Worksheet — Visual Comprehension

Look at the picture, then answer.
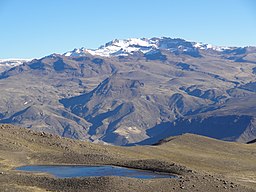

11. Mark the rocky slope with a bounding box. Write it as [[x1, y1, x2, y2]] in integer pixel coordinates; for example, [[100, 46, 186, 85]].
[[0, 124, 256, 192], [0, 37, 256, 145]]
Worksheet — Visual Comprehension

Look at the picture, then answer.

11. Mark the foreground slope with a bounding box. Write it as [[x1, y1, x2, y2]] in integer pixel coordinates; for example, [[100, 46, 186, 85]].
[[0, 124, 256, 192]]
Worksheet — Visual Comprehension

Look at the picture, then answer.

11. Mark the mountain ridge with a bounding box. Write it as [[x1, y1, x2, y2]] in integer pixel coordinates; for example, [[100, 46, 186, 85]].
[[63, 37, 250, 57], [0, 59, 31, 73], [0, 37, 256, 145]]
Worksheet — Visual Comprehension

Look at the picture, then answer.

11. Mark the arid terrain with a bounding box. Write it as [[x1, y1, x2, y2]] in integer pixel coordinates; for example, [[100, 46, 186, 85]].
[[0, 38, 256, 146], [1, 0, 255, 190], [0, 124, 255, 192]]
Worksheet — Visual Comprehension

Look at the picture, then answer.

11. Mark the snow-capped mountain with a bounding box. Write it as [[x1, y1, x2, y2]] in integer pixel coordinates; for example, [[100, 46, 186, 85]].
[[0, 59, 32, 73], [1, 37, 256, 146], [64, 37, 234, 57]]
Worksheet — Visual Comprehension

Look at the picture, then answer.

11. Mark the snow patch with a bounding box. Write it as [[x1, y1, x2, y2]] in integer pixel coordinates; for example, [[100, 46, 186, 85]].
[[63, 37, 239, 58], [0, 59, 32, 73]]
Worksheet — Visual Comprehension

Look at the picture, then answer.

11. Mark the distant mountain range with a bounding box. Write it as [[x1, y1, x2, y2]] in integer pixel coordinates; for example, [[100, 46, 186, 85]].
[[0, 59, 31, 73], [0, 37, 256, 145], [63, 37, 244, 57]]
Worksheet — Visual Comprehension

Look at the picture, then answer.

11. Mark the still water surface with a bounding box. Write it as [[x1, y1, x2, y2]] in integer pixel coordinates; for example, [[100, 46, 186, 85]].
[[16, 165, 176, 179]]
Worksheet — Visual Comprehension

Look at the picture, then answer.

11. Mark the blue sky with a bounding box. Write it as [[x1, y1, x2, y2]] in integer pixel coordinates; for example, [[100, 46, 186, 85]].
[[0, 0, 255, 59]]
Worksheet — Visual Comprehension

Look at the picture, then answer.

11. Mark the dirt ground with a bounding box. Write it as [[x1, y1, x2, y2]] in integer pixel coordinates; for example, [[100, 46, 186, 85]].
[[0, 124, 255, 192]]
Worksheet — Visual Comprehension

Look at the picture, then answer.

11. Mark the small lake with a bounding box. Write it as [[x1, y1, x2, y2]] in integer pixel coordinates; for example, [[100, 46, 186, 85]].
[[16, 165, 176, 179]]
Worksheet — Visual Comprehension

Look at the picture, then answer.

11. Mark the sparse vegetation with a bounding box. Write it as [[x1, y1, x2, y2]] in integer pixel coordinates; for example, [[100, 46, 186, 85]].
[[0, 124, 255, 191]]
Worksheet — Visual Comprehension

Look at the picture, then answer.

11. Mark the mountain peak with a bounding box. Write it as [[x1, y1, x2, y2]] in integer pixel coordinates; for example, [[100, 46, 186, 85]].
[[63, 37, 239, 58]]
